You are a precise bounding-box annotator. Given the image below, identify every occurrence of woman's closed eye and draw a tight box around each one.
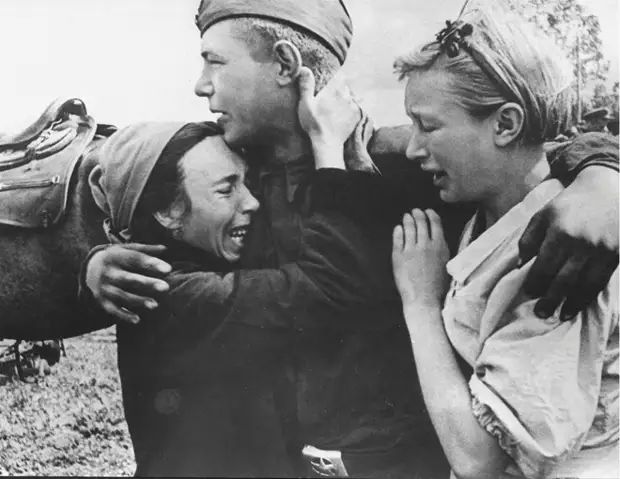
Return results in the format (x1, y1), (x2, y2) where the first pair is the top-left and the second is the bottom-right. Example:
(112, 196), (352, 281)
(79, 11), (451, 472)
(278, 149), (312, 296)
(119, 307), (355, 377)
(409, 113), (437, 134)
(215, 174), (242, 196)
(217, 184), (235, 195)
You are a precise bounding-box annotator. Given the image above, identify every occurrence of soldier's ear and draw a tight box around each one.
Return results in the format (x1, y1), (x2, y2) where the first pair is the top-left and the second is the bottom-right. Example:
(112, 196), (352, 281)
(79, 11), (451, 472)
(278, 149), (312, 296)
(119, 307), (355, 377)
(273, 40), (302, 86)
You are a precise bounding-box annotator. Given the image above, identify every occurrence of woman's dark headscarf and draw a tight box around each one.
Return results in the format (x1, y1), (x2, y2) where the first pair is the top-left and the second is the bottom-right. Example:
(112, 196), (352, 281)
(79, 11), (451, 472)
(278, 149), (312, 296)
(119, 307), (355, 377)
(89, 121), (220, 243)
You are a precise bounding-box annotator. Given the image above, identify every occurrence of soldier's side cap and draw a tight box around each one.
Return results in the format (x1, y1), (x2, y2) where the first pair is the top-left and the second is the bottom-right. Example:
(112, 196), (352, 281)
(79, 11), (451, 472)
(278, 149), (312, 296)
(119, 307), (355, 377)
(583, 107), (613, 121)
(195, 0), (353, 65)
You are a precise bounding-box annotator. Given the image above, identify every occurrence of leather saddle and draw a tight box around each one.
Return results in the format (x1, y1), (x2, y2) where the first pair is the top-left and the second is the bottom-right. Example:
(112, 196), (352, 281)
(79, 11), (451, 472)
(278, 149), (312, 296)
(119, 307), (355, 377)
(0, 98), (111, 229)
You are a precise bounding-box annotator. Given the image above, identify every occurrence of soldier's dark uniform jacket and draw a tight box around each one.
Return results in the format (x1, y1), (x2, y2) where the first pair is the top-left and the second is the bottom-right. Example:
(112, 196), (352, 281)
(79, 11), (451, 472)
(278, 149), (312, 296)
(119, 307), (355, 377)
(95, 132), (617, 478)
(115, 152), (464, 479)
(234, 154), (464, 478)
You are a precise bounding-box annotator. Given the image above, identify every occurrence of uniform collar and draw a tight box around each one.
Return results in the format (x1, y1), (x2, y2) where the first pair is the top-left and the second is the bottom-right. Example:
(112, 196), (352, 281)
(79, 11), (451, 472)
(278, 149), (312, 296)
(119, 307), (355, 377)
(255, 154), (314, 203)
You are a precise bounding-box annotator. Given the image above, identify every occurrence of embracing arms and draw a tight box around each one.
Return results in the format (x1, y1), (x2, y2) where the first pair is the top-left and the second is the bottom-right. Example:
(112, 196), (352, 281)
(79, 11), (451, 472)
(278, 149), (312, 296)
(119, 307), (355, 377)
(82, 67), (398, 329)
(83, 69), (619, 323)
(521, 133), (619, 318)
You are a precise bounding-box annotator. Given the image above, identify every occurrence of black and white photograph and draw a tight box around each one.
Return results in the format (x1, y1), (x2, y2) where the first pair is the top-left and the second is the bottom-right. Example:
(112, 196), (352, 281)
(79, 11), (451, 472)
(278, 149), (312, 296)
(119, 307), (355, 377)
(0, 0), (618, 477)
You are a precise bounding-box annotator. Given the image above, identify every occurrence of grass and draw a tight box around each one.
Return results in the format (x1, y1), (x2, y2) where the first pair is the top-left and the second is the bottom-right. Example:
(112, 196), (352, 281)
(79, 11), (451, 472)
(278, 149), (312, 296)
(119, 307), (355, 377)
(0, 328), (134, 476)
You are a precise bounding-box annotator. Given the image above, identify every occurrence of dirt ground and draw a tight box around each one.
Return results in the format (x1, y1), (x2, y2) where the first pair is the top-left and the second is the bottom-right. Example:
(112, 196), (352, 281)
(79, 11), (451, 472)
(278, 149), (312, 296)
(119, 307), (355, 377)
(0, 328), (134, 476)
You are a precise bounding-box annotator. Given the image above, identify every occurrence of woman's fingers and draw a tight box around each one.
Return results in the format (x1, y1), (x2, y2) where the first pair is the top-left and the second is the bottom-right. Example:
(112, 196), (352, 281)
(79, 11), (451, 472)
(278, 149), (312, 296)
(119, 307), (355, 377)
(395, 209), (444, 259)
(393, 225), (404, 255)
(119, 243), (167, 254)
(402, 212), (417, 248)
(100, 300), (141, 325)
(392, 209), (451, 307)
(426, 209), (444, 241)
(297, 66), (316, 109)
(114, 246), (172, 276)
(100, 283), (158, 313)
(411, 209), (429, 245)
(398, 209), (442, 250)
(104, 269), (169, 296)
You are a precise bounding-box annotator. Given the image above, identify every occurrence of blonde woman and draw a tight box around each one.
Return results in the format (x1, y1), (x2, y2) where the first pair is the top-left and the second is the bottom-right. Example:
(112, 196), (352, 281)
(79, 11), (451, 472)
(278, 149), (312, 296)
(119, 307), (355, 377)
(391, 2), (618, 478)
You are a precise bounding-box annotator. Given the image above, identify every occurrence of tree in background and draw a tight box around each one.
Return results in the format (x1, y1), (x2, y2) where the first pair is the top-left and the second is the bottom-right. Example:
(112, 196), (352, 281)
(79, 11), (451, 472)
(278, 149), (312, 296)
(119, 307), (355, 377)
(511, 0), (610, 122)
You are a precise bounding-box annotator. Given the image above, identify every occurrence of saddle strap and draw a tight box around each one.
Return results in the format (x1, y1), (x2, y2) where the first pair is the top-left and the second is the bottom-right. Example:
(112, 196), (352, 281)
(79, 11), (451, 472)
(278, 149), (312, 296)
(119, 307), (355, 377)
(0, 120), (79, 172)
(0, 113), (97, 228)
(0, 175), (60, 192)
(0, 98), (87, 148)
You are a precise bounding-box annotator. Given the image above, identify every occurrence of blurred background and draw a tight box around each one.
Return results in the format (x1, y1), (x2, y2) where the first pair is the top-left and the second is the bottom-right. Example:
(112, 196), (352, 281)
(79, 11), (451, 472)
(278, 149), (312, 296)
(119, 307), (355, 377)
(0, 0), (617, 131)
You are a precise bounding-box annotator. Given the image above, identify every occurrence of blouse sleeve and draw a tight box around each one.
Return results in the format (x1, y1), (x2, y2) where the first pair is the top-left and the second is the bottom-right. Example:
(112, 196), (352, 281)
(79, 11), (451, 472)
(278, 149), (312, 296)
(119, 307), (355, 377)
(469, 264), (619, 478)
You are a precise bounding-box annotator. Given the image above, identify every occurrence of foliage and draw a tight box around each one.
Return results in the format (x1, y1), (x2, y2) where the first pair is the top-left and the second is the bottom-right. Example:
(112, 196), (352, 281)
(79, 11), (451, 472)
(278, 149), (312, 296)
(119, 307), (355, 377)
(512, 0), (610, 89)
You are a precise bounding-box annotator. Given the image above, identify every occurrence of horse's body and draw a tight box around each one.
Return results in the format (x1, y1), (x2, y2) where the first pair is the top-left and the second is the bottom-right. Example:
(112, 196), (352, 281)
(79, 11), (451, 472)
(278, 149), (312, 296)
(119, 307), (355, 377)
(0, 100), (113, 340)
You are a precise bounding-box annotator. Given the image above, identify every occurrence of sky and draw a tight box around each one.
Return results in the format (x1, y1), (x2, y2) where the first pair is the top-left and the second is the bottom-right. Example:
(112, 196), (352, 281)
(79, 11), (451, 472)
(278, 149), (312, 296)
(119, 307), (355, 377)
(0, 0), (617, 132)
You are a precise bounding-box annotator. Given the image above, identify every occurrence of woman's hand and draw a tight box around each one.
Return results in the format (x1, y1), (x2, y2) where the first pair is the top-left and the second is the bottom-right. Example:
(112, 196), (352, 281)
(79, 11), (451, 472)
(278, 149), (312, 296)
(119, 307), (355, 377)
(392, 209), (450, 309)
(519, 166), (619, 319)
(297, 67), (361, 170)
(85, 244), (171, 324)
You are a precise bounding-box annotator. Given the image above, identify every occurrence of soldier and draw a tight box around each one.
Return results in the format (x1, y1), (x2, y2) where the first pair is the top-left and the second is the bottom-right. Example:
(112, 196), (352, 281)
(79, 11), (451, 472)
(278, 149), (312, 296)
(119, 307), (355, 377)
(582, 106), (613, 133)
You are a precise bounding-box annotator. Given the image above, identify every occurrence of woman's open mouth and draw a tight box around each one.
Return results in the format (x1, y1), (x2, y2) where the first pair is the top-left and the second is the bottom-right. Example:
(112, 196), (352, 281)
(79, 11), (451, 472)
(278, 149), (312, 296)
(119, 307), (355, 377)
(228, 225), (249, 247)
(433, 171), (448, 186)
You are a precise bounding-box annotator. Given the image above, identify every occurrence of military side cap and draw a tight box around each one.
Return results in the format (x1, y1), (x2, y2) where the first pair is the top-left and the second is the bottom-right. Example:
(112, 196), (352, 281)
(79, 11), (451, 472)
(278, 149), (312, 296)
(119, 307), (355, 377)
(195, 0), (353, 65)
(583, 107), (613, 121)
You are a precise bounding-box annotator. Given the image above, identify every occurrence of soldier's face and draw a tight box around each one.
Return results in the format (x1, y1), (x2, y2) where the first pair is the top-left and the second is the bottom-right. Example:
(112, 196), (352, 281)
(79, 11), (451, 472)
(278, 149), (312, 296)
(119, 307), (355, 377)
(194, 20), (284, 149)
(586, 118), (608, 132)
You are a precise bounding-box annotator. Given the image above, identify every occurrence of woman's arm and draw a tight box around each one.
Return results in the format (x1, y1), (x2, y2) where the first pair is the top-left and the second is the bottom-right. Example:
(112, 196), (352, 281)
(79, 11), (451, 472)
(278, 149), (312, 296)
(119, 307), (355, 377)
(392, 209), (510, 479)
(81, 244), (171, 324)
(394, 208), (617, 479)
(296, 65), (362, 172)
(404, 306), (510, 479)
(84, 204), (401, 331)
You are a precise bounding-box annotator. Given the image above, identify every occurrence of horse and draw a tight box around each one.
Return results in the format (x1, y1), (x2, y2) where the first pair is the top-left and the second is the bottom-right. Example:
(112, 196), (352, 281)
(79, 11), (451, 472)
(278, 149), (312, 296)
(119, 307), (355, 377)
(0, 98), (417, 343)
(0, 98), (115, 341)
